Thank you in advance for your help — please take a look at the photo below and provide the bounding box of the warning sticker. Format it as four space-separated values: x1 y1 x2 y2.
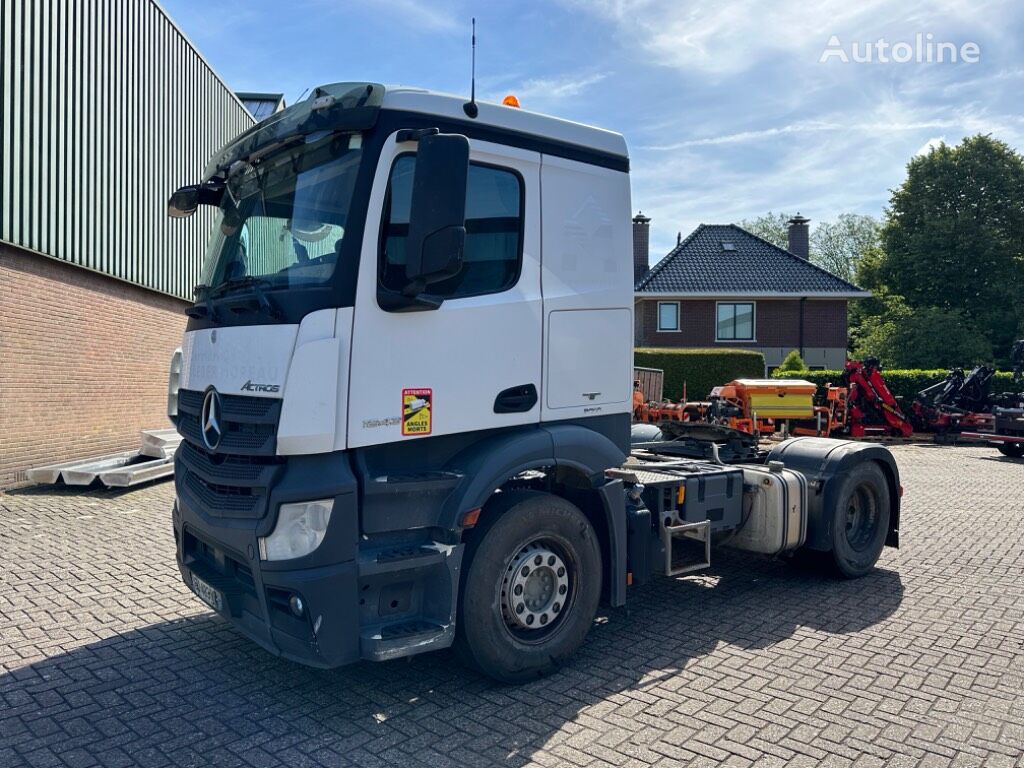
402 388 432 436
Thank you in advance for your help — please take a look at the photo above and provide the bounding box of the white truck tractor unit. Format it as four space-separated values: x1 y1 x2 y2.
167 83 901 682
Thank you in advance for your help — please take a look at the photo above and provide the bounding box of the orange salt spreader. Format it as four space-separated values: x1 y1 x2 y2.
706 379 820 436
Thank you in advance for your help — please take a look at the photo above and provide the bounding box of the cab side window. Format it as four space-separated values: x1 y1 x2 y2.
380 155 523 299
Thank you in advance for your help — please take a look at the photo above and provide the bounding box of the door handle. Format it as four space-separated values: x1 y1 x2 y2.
494 384 538 414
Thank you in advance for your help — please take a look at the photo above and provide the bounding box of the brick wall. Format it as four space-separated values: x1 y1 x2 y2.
803 300 848 347
0 244 188 489
636 298 848 349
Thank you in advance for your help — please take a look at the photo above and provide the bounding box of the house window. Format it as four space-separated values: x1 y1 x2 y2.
380 155 524 299
657 301 679 331
716 302 754 341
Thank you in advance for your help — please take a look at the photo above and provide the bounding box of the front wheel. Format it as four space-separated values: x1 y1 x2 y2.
829 462 891 578
455 491 602 683
997 442 1024 458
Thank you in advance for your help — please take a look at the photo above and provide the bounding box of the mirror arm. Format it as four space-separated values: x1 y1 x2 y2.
196 179 225 206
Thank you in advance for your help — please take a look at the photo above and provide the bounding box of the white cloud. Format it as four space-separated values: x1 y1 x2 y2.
569 0 1024 256
639 118 979 152
571 0 1015 76
916 137 946 155
629 96 1024 256
514 72 608 99
482 71 610 113
639 121 842 150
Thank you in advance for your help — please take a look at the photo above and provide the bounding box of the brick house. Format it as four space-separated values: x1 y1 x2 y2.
633 214 869 371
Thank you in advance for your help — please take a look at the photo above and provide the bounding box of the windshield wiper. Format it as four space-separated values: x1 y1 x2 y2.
209 276 283 319
207 275 273 298
186 284 219 320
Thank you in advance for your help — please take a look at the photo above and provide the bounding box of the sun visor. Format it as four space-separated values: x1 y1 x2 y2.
203 82 384 181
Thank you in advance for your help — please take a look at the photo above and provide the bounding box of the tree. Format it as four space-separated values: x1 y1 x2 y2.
878 134 1024 354
777 349 809 372
847 245 892 352
738 211 881 283
737 211 792 250
853 296 994 368
810 214 881 282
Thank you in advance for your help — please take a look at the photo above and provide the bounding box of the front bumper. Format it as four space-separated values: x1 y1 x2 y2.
174 498 361 668
172 448 462 668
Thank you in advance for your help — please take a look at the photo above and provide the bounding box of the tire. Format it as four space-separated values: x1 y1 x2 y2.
455 491 602 683
997 442 1024 458
829 462 891 579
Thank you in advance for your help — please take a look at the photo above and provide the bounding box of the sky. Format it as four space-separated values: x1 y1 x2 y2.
162 0 1024 258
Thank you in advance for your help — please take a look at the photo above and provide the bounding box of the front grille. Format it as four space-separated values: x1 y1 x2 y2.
178 389 205 413
179 441 275 483
175 389 286 520
177 411 276 454
178 387 277 421
176 388 282 456
224 397 278 420
224 422 277 451
183 472 263 517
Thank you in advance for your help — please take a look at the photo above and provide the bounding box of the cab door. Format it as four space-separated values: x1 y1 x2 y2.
347 134 542 448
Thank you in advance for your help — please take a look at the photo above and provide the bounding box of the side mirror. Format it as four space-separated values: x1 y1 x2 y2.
404 133 470 295
167 186 200 218
167 181 225 219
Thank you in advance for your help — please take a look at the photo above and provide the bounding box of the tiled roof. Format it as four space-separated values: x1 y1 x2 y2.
635 224 868 296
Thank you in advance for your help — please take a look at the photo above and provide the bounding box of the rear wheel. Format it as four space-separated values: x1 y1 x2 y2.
455 491 602 683
829 462 890 578
997 442 1024 458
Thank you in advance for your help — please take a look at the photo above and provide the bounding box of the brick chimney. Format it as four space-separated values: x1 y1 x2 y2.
633 211 651 284
787 214 810 259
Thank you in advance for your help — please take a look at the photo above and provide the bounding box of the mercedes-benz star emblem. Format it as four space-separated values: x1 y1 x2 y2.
201 389 223 451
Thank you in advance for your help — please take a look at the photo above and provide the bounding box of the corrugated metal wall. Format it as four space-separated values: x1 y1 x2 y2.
0 0 254 299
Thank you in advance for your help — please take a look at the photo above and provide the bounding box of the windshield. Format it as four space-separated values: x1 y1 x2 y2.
198 131 362 296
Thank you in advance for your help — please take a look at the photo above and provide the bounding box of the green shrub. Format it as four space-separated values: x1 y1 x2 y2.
852 298 994 368
771 367 1024 401
635 348 765 401
778 349 809 373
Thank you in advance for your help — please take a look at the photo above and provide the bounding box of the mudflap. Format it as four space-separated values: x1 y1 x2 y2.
597 479 628 607
767 437 902 551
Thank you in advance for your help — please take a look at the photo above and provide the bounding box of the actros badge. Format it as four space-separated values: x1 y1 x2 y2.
240 380 280 393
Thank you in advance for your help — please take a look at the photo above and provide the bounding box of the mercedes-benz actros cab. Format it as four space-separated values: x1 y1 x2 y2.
167 83 902 682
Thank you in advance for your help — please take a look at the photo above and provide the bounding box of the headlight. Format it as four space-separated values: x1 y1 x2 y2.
259 499 334 561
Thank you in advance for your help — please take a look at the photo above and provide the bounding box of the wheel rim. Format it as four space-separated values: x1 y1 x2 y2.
844 483 880 552
500 539 575 642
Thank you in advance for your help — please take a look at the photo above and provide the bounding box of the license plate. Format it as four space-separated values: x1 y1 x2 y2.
191 573 223 612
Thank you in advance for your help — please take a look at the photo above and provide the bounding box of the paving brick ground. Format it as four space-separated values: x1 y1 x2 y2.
1 444 1022 768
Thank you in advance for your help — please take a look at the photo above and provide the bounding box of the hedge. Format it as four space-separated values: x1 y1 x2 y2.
635 348 765 401
770 368 1024 402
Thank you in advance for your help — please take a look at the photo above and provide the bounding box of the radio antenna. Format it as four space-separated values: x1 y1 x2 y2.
463 18 478 118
